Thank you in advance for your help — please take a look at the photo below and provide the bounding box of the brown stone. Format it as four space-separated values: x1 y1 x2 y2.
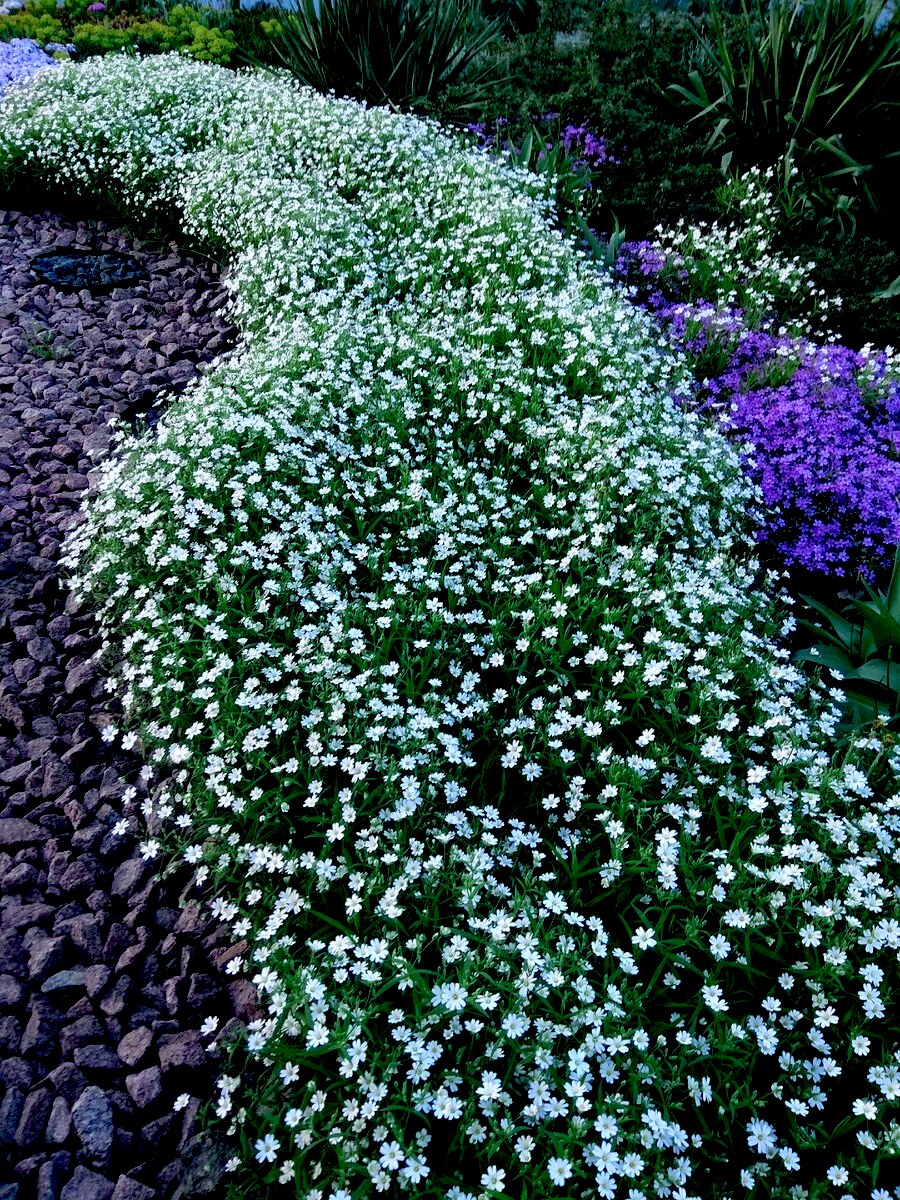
125 1065 162 1109
117 1025 152 1068
158 1029 204 1073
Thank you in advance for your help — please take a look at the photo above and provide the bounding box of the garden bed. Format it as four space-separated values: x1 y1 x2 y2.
1 51 899 1200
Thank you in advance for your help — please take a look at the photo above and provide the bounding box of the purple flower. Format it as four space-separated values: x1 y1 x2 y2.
616 244 900 581
87 2 106 10
0 38 60 96
561 123 614 165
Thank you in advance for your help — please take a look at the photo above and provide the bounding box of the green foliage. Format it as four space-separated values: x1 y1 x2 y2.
0 0 235 61
0 10 68 44
261 0 505 113
798 548 900 729
796 233 900 346
182 19 233 63
68 5 233 62
475 115 608 232
674 0 900 223
480 0 541 36
71 21 130 53
26 0 61 18
475 0 721 234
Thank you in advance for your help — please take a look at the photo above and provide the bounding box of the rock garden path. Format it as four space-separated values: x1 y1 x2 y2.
0 209 253 1200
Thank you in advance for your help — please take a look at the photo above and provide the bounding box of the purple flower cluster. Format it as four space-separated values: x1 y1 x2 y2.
560 122 613 166
714 335 900 579
466 115 616 172
617 242 900 581
0 38 60 96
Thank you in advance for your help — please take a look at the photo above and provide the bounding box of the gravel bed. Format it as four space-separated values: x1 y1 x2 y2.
0 210 256 1200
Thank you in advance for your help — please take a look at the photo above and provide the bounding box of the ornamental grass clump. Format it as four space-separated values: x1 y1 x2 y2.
5 55 900 1199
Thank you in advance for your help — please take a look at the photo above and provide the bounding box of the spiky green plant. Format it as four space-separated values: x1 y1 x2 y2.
797 547 900 728
261 0 504 113
673 0 900 218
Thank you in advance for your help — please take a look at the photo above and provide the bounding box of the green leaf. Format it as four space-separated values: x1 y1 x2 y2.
799 593 857 649
795 643 857 677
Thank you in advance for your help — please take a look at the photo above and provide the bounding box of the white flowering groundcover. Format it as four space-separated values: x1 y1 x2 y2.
2 54 900 1200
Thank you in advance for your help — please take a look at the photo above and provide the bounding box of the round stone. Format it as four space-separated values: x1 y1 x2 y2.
30 250 149 293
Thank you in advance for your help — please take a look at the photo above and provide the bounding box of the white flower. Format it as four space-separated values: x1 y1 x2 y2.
547 1157 573 1185
254 1134 279 1163
480 1166 506 1191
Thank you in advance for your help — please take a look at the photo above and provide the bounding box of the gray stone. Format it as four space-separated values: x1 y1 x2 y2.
0 818 47 846
177 1130 229 1197
36 1153 71 1200
73 1043 121 1072
14 1086 52 1147
42 967 89 997
158 1029 204 1073
28 935 66 981
0 1086 25 1143
71 1085 113 1162
60 1167 114 1200
111 1179 155 1200
45 1095 71 1144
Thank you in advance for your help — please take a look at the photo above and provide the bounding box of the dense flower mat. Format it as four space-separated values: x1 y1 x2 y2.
2 55 900 1200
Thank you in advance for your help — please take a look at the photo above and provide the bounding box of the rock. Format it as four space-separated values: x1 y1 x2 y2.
0 1011 21 1053
36 1152 71 1200
0 930 27 977
28 935 65 981
26 635 54 662
186 973 217 1008
84 964 111 998
65 913 104 959
102 922 131 962
0 818 48 846
41 758 75 799
158 1029 204 1074
99 975 131 1016
62 662 95 695
0 973 25 1007
4 901 53 930
0 1056 34 1091
45 1095 71 1144
71 1085 113 1162
42 967 89 997
226 978 261 1023
60 1015 105 1056
139 1111 174 1148
58 858 95 895
117 1025 152 1068
125 1065 162 1109
47 1062 86 1104
111 1177 155 1200
177 1130 229 1197
73 1043 121 1072
20 1001 61 1056
177 1095 201 1150
14 1086 52 1147
60 1166 114 1200
110 857 149 899
0 1085 25 1143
